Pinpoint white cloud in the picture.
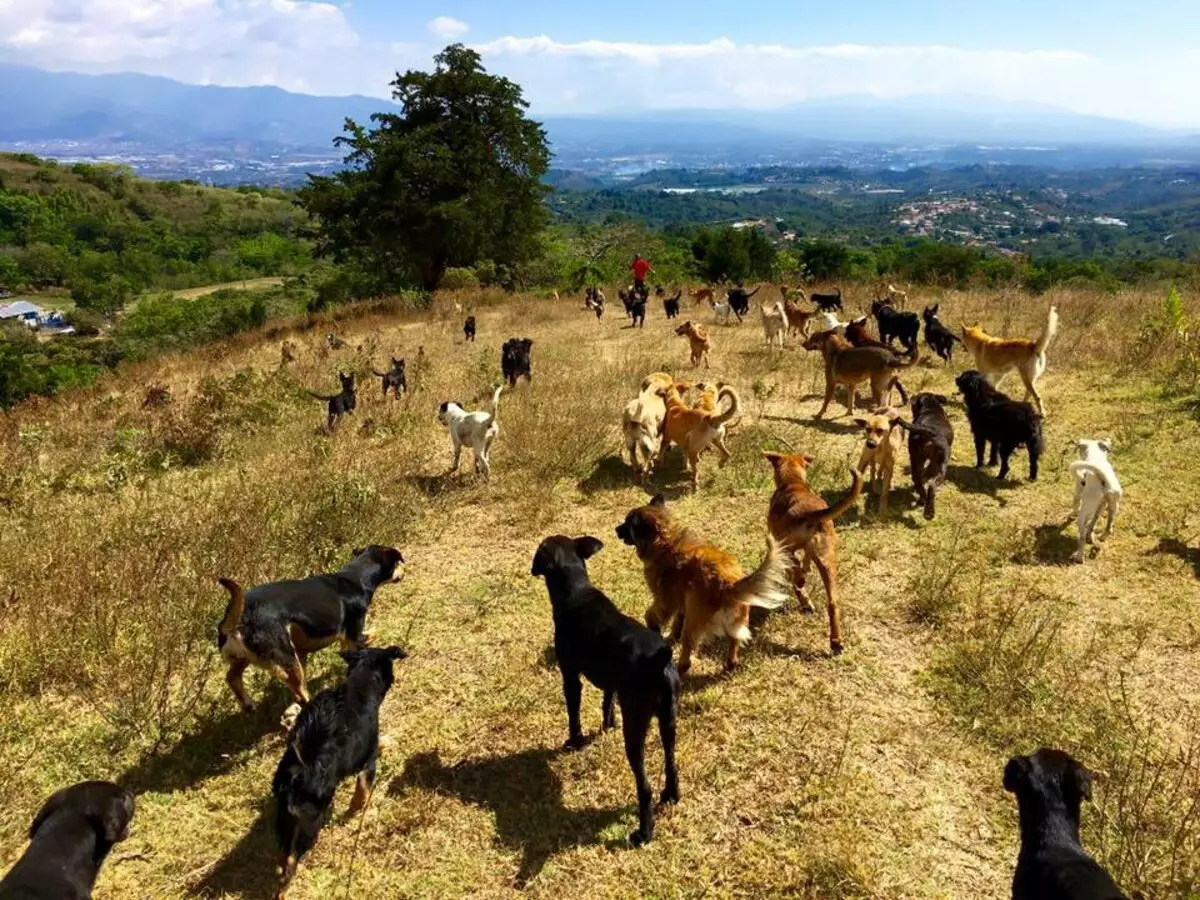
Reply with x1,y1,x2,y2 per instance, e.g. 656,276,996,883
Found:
427,15,468,40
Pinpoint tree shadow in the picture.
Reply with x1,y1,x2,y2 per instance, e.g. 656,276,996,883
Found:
192,803,276,900
389,748,625,887
1015,522,1078,565
1150,537,1200,579
577,454,636,495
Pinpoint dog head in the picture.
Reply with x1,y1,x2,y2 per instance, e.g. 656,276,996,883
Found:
763,451,815,487
911,393,949,420
350,545,406,585
675,322,697,339
340,645,408,692
531,535,604,579
338,372,355,393
1004,748,1094,829
30,781,135,850
437,401,463,425
960,324,985,347
1076,438,1113,458
870,299,889,316
854,409,901,451
615,495,668,555
922,304,940,323
803,328,841,353
391,357,405,374
955,370,988,400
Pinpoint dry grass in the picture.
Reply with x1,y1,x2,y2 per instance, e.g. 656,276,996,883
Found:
1,285,1199,898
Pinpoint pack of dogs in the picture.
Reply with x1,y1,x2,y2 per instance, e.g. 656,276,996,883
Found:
13,290,1137,900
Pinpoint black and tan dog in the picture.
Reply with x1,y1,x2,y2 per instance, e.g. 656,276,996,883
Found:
922,304,961,363
1005,748,1127,900
501,338,534,388
532,535,680,847
273,646,407,899
660,288,682,320
0,781,135,900
308,372,356,430
372,358,407,398
216,546,405,714
464,315,477,342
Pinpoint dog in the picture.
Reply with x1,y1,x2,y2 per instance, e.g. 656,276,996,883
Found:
782,296,816,338
0,781,135,900
764,454,864,653
1068,440,1122,564
280,341,297,367
854,408,904,516
708,297,735,325
812,311,847,336
922,304,961,363
870,299,920,355
622,372,673,481
501,338,534,388
810,288,843,312
662,289,682,320
657,381,739,489
956,370,1043,481
617,495,790,674
688,381,741,458
437,386,503,478
726,285,760,322
273,646,407,900
325,332,346,351
464,316,476,342
760,300,789,347
844,316,892,351
372,358,407,398
308,372,356,430
585,287,606,320
804,329,914,419
896,393,954,521
689,286,716,306
675,321,711,368
216,546,405,715
627,292,647,328
1004,748,1127,900
884,284,908,309
961,306,1058,415
531,535,680,846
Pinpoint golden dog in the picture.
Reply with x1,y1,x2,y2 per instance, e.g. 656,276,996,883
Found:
961,306,1058,415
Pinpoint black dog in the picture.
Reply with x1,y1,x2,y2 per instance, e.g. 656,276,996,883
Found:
810,288,843,312
273,646,407,899
308,372,356,430
897,393,953,521
1005,748,1127,900
464,316,476,342
372,358,407,398
956,370,1043,481
628,294,647,328
871,299,920,355
0,781,135,900
501,338,534,388
726,285,760,322
531,535,680,847
922,304,962,363
662,289,682,320
216,546,405,713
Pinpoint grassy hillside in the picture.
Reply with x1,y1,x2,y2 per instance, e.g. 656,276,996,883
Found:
0,285,1198,899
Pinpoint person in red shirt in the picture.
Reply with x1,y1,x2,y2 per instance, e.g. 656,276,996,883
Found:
631,255,653,297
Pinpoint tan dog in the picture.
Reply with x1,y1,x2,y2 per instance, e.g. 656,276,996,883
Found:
760,300,789,347
961,306,1058,415
783,297,816,338
675,320,711,367
764,453,863,654
622,371,674,481
854,408,904,515
885,283,908,309
689,381,741,458
689,286,716,306
803,329,915,418
658,382,739,489
616,495,790,675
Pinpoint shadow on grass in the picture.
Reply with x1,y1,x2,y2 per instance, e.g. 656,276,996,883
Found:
947,464,1025,502
193,803,276,900
1014,522,1078,565
577,454,637,495
390,748,625,887
1150,537,1200,579
405,472,483,497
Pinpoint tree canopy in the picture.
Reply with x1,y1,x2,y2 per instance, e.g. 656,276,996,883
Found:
300,45,551,292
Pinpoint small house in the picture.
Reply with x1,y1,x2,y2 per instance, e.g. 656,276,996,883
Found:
0,300,45,328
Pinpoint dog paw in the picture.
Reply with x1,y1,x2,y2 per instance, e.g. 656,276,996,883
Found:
562,735,587,752
659,785,680,806
280,703,303,731
629,828,652,848
830,640,845,656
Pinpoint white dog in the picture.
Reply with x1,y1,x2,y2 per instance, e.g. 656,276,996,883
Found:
1067,439,1122,563
760,301,789,347
709,297,734,325
437,386,503,479
812,310,847,335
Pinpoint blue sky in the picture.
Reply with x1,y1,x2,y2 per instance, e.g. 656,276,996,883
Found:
0,1,1197,126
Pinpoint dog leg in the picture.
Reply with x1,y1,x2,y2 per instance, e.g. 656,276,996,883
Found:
623,706,655,847
1100,493,1120,541
812,553,843,655
997,446,1013,481
974,434,987,468
601,690,617,731
844,384,856,418
562,671,586,750
448,435,462,474
656,680,680,805
714,436,732,468
347,758,377,816
815,380,835,419
284,662,311,707
793,552,816,613
225,660,255,712
880,464,892,515
676,621,698,677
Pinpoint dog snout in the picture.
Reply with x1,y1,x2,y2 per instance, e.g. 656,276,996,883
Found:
865,440,879,449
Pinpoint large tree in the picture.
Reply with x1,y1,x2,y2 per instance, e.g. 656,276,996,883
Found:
300,45,551,292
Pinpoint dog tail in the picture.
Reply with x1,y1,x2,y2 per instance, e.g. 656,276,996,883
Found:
728,535,792,615
1067,460,1113,490
888,349,920,369
1036,306,1059,357
711,386,741,426
483,386,503,428
815,468,864,523
218,578,245,636
306,390,336,401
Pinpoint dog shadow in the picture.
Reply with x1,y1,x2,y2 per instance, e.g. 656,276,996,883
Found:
577,454,637,495
192,804,276,900
1016,522,1078,565
947,464,1022,501
117,693,292,796
805,417,861,436
390,748,625,887
405,472,476,496
1150,537,1200,578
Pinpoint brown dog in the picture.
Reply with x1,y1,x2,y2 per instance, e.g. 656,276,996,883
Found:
675,320,711,367
854,408,904,515
804,329,915,419
783,296,816,338
961,306,1058,415
616,495,790,675
622,372,674,481
764,453,863,654
689,286,716,306
657,382,739,488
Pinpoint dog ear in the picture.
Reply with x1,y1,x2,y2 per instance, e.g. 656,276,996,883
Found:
93,792,133,844
853,417,869,429
531,546,550,578
1071,760,1094,803
649,494,666,508
1003,756,1030,794
802,454,815,466
574,536,604,560
933,394,950,404
1099,439,1113,452
384,646,408,661
762,451,784,467
352,546,366,557
340,649,366,667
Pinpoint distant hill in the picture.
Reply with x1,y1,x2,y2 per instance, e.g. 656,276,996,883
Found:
0,64,392,148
